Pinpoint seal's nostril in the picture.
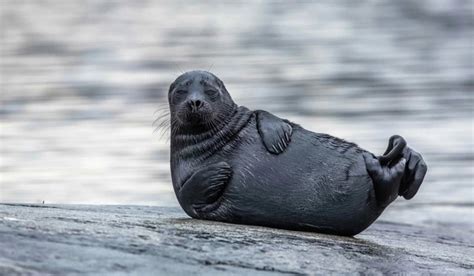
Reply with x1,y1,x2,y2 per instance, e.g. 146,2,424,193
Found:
188,100,203,112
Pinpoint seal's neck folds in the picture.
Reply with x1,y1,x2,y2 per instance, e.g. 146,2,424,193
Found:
171,106,254,160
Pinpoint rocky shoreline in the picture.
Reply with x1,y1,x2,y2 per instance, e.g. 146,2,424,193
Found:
0,204,472,275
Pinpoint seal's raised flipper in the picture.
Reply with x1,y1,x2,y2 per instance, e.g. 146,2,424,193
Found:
364,135,427,207
178,161,232,217
363,153,406,207
398,145,428,199
256,110,292,154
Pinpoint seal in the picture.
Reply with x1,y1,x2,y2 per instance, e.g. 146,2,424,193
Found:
166,70,427,236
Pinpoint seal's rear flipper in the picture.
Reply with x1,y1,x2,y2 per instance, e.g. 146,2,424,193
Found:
256,110,292,154
177,162,232,217
398,145,428,199
364,153,406,207
364,135,428,207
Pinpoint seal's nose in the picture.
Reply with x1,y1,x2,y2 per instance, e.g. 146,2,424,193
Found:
187,99,203,112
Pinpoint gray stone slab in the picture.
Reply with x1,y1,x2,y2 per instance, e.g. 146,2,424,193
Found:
0,204,472,275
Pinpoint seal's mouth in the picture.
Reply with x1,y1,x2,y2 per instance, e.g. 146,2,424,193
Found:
186,112,206,124
177,107,214,126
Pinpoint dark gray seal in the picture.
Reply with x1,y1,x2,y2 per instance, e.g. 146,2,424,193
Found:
166,70,427,236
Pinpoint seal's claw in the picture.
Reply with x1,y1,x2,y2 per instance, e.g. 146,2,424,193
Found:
256,110,293,155
198,162,232,203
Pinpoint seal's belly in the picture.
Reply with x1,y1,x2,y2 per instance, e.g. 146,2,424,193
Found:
213,122,382,235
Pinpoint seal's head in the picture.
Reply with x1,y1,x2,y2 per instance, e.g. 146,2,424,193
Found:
168,70,236,132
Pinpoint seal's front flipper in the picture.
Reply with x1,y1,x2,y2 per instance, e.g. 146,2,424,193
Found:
364,135,428,207
256,110,292,154
178,162,232,217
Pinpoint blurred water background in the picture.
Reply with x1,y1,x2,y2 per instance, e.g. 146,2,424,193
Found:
1,0,473,230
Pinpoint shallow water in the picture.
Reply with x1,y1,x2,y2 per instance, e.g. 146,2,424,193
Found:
1,1,473,230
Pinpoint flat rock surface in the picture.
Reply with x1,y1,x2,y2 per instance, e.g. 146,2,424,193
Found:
0,204,472,275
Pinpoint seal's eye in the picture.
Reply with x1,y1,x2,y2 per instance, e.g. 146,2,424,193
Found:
172,89,188,103
205,89,218,98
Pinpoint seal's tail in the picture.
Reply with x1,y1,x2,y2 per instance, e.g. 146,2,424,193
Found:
364,135,428,207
